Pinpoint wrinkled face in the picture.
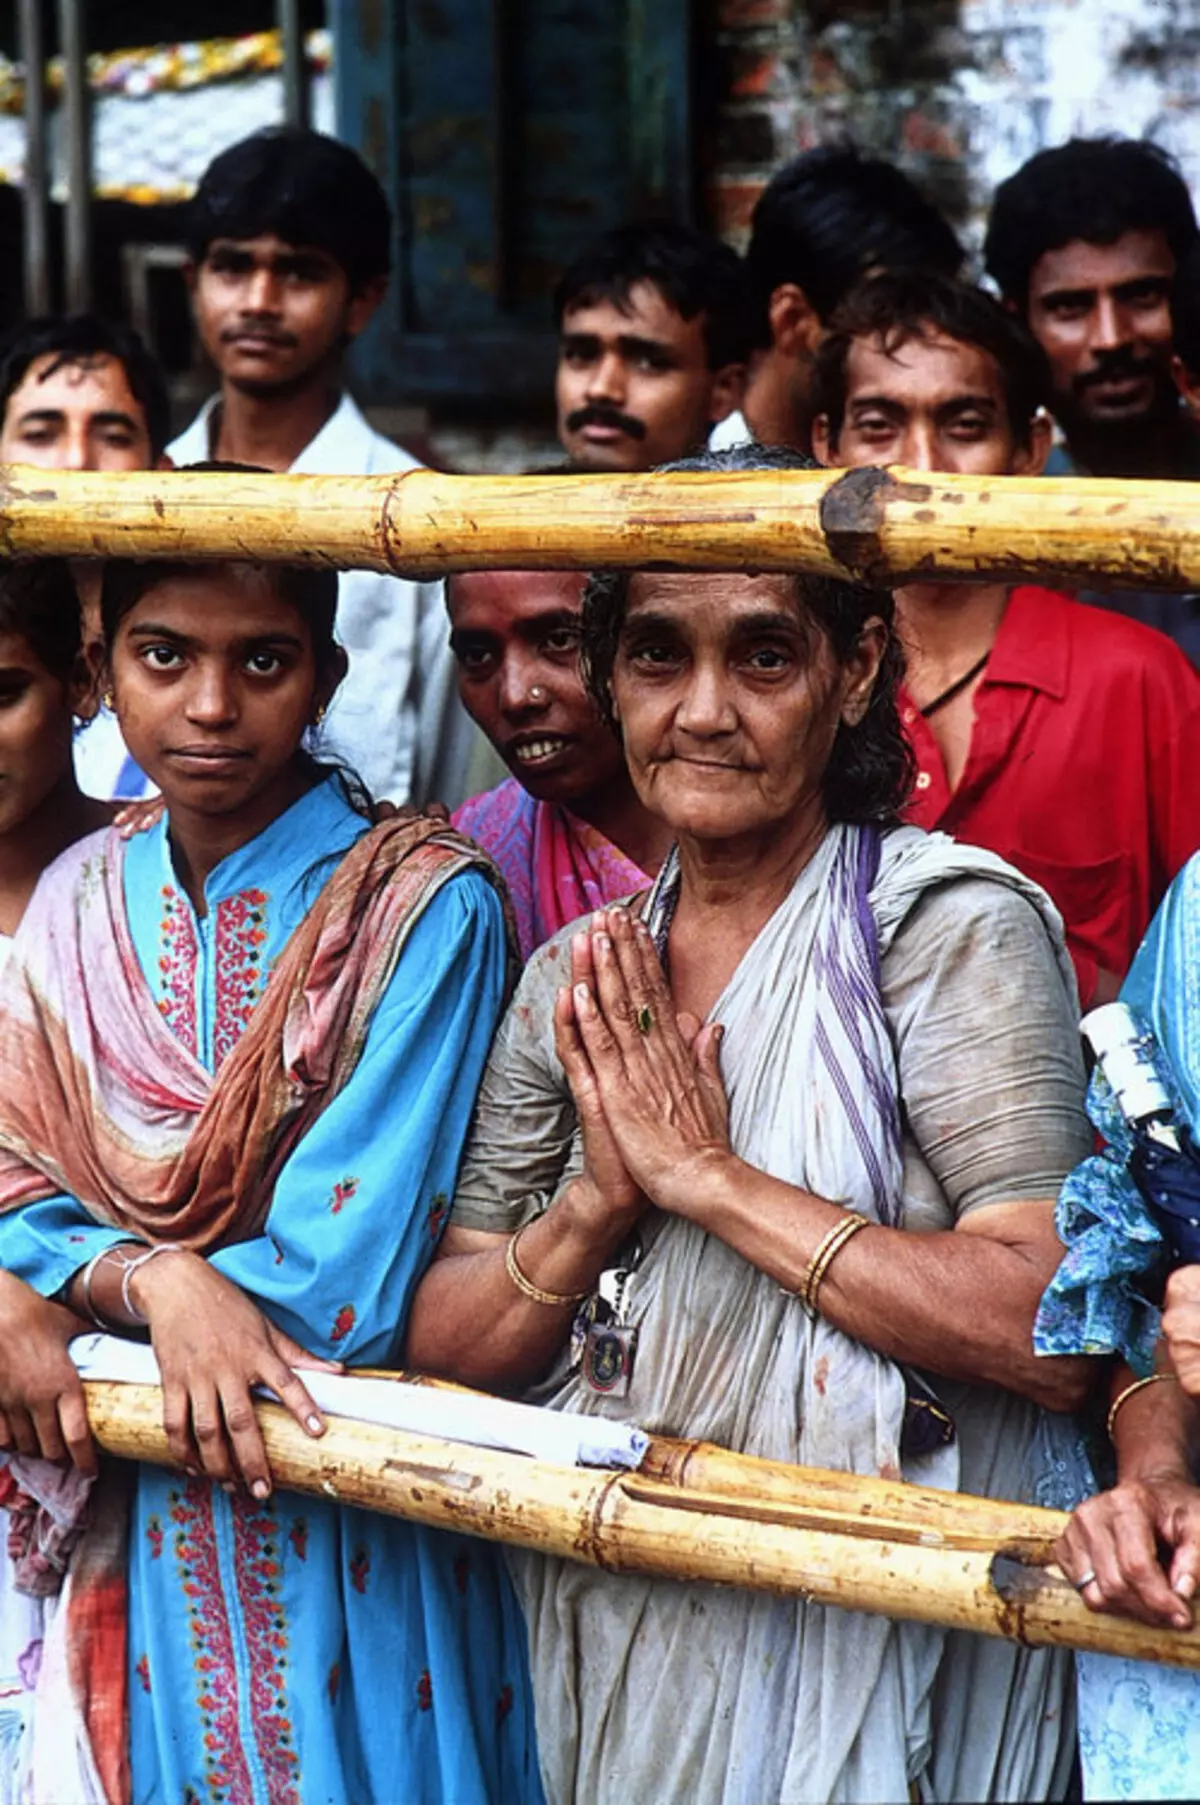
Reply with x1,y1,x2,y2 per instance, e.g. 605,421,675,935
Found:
1025,229,1177,428
0,632,82,836
108,567,336,822
191,234,376,395
814,327,1042,477
448,570,624,805
555,280,728,472
609,571,882,845
0,353,152,470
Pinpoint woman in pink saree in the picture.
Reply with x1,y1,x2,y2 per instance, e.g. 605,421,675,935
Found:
449,571,669,957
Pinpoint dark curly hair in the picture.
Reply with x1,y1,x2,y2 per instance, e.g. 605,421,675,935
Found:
579,446,913,825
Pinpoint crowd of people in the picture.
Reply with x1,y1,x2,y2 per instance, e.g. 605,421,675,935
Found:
0,115,1197,1803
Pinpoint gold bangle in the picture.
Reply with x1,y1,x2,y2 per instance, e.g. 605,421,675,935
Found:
800,1213,869,1317
1106,1371,1178,1439
505,1222,590,1310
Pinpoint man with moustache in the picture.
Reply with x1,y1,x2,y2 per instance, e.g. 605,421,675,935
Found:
449,569,669,957
812,270,1200,1016
169,126,478,805
985,136,1200,658
0,313,171,800
554,220,748,472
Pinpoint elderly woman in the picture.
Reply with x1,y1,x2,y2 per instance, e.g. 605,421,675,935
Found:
408,446,1094,1803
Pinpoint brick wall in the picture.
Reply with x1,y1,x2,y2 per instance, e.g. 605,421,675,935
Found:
707,0,1200,257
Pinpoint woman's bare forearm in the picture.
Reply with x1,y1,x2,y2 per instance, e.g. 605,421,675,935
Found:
675,1151,1092,1410
405,1179,640,1390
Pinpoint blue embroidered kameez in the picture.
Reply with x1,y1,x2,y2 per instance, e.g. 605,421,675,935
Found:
0,778,542,1805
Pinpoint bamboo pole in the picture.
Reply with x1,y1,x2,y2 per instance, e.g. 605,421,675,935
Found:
3,464,1200,590
82,1380,1200,1671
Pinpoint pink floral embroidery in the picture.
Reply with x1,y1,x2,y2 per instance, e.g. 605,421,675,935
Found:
231,1497,300,1805
146,1515,163,1560
329,1178,359,1216
416,1668,432,1712
212,890,268,1068
288,1519,307,1562
349,1547,370,1595
158,886,199,1055
331,1305,355,1344
135,1653,151,1694
170,1482,255,1803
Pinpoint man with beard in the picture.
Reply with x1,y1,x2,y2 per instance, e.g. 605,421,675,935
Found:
169,127,479,804
553,220,748,472
985,137,1200,658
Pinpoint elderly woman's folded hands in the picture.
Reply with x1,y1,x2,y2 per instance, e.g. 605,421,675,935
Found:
554,905,731,1217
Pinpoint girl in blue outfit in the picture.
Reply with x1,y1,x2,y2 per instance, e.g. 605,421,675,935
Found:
0,551,541,1805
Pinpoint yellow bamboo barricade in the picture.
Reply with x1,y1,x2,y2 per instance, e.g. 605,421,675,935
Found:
81,1379,1200,1672
1,462,1200,589
7,460,1198,1671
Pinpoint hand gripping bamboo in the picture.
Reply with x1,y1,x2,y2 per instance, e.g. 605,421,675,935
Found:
81,1379,1200,1672
3,463,1200,590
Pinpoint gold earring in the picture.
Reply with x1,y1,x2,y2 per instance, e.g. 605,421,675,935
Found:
312,703,327,727
102,688,115,711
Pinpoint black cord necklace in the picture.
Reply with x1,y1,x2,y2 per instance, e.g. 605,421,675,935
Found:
919,650,990,719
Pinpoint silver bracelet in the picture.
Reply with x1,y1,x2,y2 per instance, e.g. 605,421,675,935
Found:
79,1246,115,1329
118,1243,184,1325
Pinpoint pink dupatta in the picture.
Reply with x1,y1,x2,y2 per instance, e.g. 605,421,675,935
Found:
454,778,648,960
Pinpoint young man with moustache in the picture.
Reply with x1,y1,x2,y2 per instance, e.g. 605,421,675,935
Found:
720,145,964,456
0,313,172,800
170,126,478,807
812,270,1200,1011
985,136,1200,658
553,220,748,473
448,569,669,957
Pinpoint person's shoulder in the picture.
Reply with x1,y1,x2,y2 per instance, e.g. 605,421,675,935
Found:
874,825,1069,973
1018,586,1200,680
164,398,213,466
452,777,525,837
336,394,423,476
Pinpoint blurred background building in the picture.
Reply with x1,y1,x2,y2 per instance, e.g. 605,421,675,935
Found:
4,0,1200,466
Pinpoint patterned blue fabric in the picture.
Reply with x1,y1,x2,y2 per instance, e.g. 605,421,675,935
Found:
1035,853,1200,1375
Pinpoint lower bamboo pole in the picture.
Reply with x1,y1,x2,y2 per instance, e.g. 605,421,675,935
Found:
82,1380,1200,1672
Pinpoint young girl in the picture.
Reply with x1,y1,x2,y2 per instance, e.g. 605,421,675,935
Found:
0,555,540,1804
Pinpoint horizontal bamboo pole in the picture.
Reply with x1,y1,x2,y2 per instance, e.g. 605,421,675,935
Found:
83,1379,1200,1671
3,463,1200,590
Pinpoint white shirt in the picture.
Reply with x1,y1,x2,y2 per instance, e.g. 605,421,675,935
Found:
168,391,479,806
707,408,753,454
74,708,156,803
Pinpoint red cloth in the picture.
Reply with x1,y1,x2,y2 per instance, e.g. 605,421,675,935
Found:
900,586,1200,1007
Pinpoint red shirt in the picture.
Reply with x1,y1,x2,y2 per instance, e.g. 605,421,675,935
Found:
901,585,1200,1006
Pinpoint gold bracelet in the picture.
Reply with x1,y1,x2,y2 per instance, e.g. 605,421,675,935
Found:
505,1222,590,1310
800,1213,870,1317
1106,1370,1178,1439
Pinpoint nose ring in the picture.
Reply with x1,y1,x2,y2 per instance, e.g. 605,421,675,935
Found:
529,685,548,703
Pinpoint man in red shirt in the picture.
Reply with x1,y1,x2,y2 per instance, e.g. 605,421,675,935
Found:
812,269,1200,1006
